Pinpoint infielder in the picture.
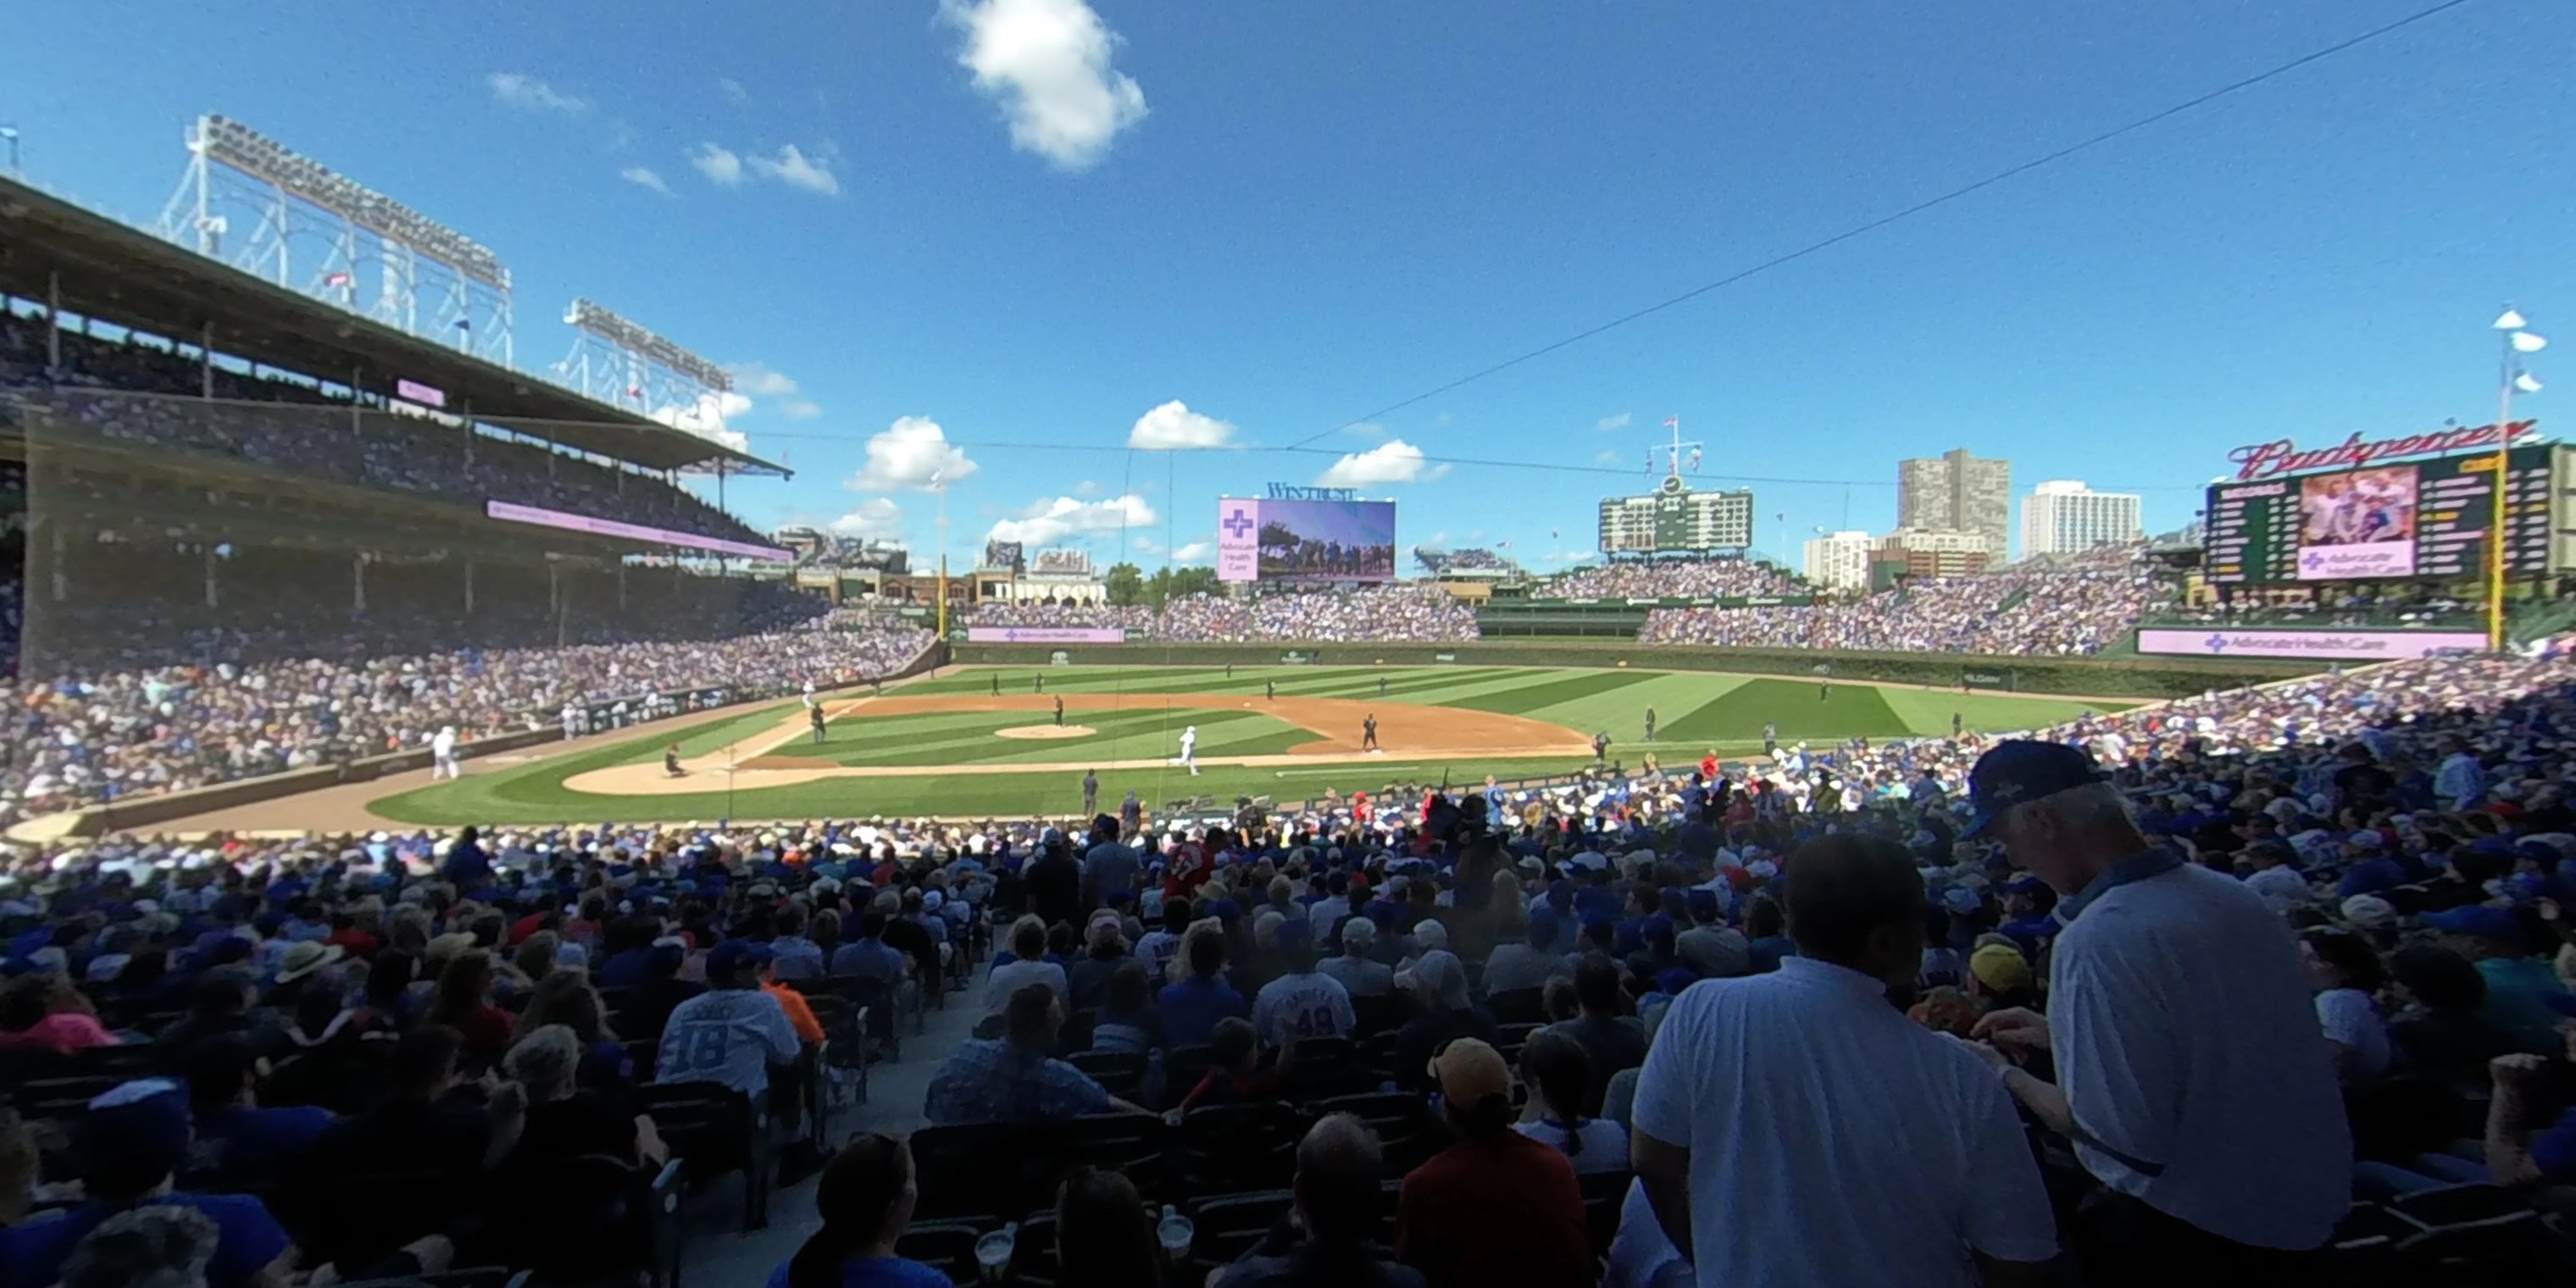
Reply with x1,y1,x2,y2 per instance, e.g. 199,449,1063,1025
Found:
430,725,461,780
1361,713,1380,751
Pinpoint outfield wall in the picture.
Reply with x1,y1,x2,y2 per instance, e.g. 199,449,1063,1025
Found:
946,638,2319,698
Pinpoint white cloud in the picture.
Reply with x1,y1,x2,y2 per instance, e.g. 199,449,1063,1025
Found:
779,398,822,419
1594,449,1622,464
1131,535,1161,553
1314,438,1448,487
1127,399,1235,449
1595,412,1631,432
938,0,1147,169
1074,479,1100,496
719,77,751,104
647,390,754,452
1171,541,1210,562
846,416,978,491
828,497,904,539
747,143,841,196
1429,530,1450,545
728,362,799,397
986,493,1156,545
688,143,745,186
486,72,589,114
1342,421,1389,441
619,166,675,197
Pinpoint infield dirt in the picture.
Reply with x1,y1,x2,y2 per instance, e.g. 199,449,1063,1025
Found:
558,691,1592,795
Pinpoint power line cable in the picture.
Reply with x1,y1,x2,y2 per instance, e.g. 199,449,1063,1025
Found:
1274,0,2479,452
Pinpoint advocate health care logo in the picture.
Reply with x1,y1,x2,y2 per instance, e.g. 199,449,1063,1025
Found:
2228,419,2537,480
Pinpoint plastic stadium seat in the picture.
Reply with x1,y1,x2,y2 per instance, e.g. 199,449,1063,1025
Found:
1178,1103,1304,1192
1578,1169,1634,1256
2387,1182,2529,1229
911,1123,1051,1220
1352,993,1412,1039
1186,1189,1296,1266
893,1220,990,1284
1485,986,1547,1025
1066,1049,1148,1103
639,1080,773,1231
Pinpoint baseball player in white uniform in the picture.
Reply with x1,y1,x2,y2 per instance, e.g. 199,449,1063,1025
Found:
802,679,817,710
1175,725,1200,775
430,725,461,780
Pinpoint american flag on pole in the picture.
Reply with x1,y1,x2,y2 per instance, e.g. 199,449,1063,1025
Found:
1663,415,1679,429
1689,446,1702,471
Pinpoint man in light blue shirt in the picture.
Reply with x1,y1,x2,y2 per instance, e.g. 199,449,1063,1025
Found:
2434,738,2486,811
767,907,825,982
654,940,803,1098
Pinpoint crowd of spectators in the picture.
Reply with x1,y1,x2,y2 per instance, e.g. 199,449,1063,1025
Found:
1153,586,1480,642
6,641,2576,1283
962,602,1155,630
1546,556,1804,601
1413,547,1516,575
0,614,931,825
1641,543,2164,655
3,317,764,546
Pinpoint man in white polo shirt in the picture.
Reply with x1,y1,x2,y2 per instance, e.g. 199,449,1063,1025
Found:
1629,832,2057,1287
1964,741,2349,1285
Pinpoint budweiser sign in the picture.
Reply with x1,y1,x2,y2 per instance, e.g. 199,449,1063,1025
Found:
2229,419,2537,480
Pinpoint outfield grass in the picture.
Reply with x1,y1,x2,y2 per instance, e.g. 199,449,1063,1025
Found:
370,663,2135,825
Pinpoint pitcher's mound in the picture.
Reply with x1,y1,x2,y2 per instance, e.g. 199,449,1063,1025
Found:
997,724,1096,740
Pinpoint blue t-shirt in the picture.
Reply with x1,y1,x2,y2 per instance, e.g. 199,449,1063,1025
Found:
0,1193,290,1288
194,1103,336,1183
766,1253,952,1288
830,939,906,982
654,988,802,1097
1158,974,1248,1048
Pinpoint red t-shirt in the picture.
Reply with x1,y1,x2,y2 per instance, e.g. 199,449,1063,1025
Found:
1699,755,1718,780
507,913,547,946
325,928,381,960
1396,1131,1594,1287
1163,842,1211,901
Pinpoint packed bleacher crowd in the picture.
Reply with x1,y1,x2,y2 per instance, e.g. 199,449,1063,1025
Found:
1641,542,2163,655
1413,547,1515,575
2,316,766,547
6,641,2576,1284
0,607,932,826
1153,586,1480,642
963,602,1157,631
1545,556,1804,601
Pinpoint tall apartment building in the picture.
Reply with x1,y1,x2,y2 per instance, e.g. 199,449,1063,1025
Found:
2020,480,2142,558
1802,529,1875,591
1896,448,2011,557
1874,527,1994,582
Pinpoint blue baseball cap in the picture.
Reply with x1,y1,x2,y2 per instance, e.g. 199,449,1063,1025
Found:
2421,905,2524,942
706,938,775,980
1963,741,2107,838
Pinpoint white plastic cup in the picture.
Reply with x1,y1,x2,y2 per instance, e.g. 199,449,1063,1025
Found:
974,1224,1016,1282
1157,1213,1194,1263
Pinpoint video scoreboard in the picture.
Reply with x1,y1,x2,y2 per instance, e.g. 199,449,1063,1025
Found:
2203,444,2552,585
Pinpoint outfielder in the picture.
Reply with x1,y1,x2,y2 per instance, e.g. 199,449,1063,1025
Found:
1175,724,1201,775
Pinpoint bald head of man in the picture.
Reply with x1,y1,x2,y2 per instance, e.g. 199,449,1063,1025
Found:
1294,1113,1382,1242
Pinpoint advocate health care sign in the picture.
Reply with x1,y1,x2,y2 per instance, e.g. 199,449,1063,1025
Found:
2138,627,2489,661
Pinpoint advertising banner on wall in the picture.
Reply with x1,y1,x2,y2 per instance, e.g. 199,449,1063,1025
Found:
2137,628,2488,660
963,626,1127,644
1215,497,1396,582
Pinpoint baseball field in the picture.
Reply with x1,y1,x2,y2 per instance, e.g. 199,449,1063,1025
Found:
364,663,2134,826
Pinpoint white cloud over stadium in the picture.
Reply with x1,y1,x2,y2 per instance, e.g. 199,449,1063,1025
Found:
1314,439,1448,487
1127,400,1235,449
985,494,1154,544
940,0,1147,169
846,416,978,491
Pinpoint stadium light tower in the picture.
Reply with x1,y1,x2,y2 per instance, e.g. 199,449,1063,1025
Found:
557,297,736,462
2489,307,2546,651
155,115,513,364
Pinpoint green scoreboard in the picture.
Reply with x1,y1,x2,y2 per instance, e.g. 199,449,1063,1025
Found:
2203,444,2551,585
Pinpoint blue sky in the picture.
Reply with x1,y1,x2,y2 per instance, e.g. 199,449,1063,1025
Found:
5,0,2572,569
